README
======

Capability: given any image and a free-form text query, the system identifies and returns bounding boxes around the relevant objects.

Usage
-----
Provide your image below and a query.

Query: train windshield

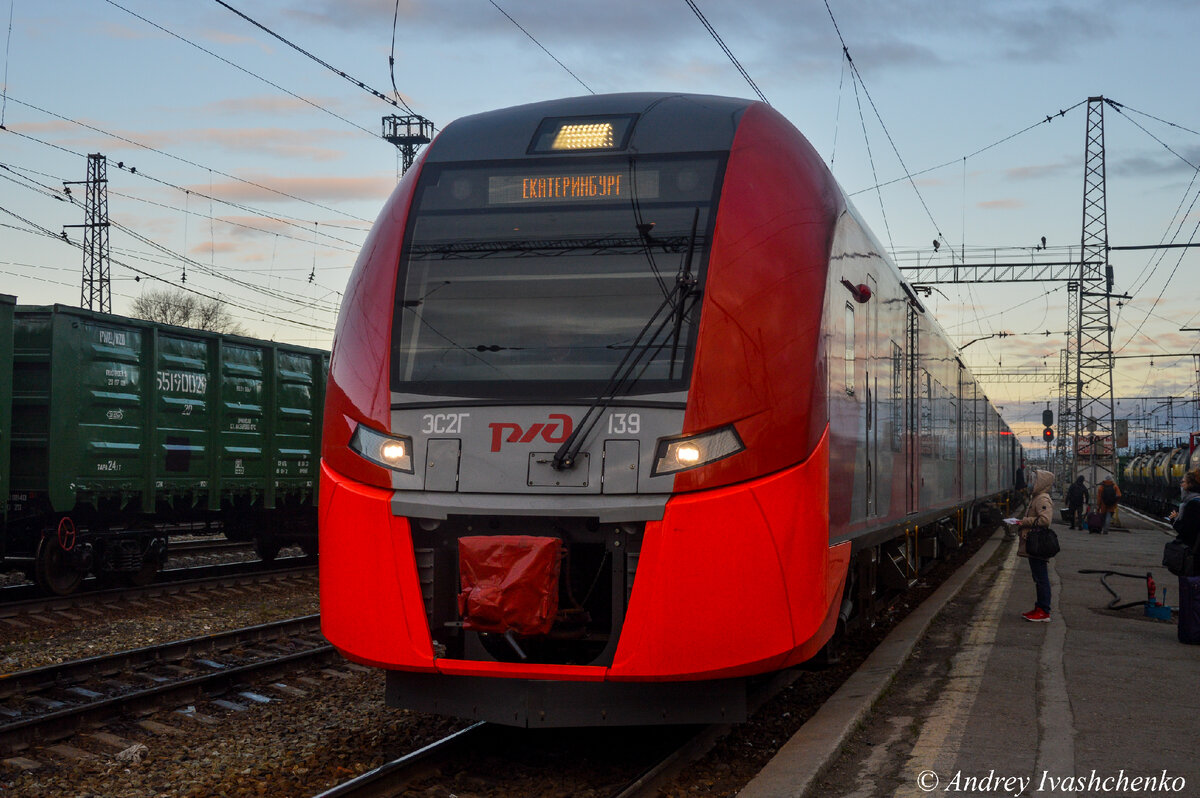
[391,155,724,398]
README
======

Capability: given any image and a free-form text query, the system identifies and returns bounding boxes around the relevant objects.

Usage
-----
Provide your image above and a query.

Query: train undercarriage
[2,493,318,595]
[386,494,1012,726]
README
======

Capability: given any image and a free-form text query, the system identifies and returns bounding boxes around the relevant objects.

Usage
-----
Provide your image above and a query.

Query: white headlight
[380,440,407,463]
[350,424,414,473]
[652,426,744,476]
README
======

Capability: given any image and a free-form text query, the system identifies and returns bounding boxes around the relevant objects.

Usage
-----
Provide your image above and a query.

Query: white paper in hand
[1003,517,1020,525]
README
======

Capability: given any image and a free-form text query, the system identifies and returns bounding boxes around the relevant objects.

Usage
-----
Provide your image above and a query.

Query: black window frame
[389,153,728,400]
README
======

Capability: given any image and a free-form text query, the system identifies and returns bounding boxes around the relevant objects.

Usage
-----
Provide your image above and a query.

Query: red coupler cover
[457,535,561,636]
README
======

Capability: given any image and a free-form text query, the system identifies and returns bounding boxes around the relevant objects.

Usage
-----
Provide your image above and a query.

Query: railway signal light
[1043,427,1055,443]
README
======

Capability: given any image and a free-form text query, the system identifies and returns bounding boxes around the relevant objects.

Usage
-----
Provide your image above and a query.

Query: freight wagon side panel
[218,342,268,503]
[153,331,212,504]
[270,348,321,508]
[49,311,147,512]
[10,310,52,504]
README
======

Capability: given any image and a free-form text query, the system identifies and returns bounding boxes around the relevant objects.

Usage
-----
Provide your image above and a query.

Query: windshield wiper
[668,209,701,380]
[552,209,702,471]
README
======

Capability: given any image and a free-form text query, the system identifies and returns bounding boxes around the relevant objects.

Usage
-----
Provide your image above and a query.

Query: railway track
[0,558,315,616]
[166,537,254,557]
[312,723,491,798]
[0,614,335,755]
[311,719,722,798]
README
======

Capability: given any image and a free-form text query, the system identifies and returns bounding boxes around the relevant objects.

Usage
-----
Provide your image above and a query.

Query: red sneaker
[1022,608,1050,622]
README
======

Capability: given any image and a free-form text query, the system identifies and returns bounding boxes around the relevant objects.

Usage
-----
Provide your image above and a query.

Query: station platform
[740,504,1199,798]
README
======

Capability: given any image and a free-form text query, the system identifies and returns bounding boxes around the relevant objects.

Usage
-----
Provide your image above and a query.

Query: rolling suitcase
[1179,576,1200,645]
[1086,511,1105,534]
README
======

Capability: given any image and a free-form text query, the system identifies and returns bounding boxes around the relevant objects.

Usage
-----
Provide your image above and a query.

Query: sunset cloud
[978,198,1025,210]
[195,174,395,203]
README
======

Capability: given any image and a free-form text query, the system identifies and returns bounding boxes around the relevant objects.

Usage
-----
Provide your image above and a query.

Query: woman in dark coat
[1169,469,1200,644]
[1169,469,1200,549]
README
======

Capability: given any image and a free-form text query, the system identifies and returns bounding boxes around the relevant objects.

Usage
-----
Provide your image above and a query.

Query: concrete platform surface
[740,505,1198,798]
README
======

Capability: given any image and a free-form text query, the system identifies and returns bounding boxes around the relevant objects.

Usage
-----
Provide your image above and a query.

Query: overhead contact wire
[2,116,371,237]
[683,0,768,104]
[487,0,594,94]
[211,0,428,119]
[104,0,378,139]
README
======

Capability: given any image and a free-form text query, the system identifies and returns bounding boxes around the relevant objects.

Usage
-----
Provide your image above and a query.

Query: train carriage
[320,93,1020,726]
[1,303,326,594]
[1122,438,1200,516]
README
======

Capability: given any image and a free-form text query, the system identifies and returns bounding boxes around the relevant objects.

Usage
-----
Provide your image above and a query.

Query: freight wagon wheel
[34,535,85,596]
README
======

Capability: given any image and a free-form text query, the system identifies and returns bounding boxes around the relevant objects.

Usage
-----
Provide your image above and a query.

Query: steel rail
[0,614,333,754]
[0,559,315,615]
[311,722,492,798]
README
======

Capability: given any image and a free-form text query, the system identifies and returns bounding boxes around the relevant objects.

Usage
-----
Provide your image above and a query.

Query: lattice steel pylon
[76,153,111,313]
[1056,97,1117,486]
[1054,348,1073,480]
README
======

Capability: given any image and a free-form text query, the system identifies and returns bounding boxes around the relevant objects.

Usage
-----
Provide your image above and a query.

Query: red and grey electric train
[320,93,1020,726]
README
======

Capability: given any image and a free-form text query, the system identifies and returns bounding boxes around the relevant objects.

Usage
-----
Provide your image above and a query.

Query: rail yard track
[0,614,335,755]
[0,559,315,618]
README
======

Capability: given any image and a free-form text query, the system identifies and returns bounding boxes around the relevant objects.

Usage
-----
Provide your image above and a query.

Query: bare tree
[130,288,247,335]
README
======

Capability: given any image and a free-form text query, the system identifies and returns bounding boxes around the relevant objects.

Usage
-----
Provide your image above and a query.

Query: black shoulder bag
[1163,540,1195,577]
[1026,523,1060,559]
[1163,498,1200,577]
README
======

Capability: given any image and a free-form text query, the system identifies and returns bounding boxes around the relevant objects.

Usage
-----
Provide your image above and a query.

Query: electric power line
[847,102,1084,198]
[103,0,378,140]
[211,0,427,119]
[683,0,768,104]
[1,97,374,226]
[2,116,372,238]
[3,200,335,333]
[3,157,363,256]
[488,0,594,95]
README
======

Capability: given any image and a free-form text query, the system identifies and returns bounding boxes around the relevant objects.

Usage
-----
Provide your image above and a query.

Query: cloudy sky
[2,0,1199,447]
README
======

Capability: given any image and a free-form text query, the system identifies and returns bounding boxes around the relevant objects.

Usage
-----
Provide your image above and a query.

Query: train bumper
[319,429,847,681]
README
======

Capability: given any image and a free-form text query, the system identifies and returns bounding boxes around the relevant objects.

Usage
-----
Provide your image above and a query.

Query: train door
[890,340,902,500]
[866,274,879,518]
[983,405,991,493]
[964,379,976,499]
[905,301,920,514]
[844,300,863,521]
[956,364,965,499]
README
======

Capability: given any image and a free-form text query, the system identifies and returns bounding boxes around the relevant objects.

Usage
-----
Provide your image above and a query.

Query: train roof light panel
[554,123,614,150]
[530,115,637,153]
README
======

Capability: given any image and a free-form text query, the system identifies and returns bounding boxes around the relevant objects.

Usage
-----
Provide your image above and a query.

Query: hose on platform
[1078,569,1153,610]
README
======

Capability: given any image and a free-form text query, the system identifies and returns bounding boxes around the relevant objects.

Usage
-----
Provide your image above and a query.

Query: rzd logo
[488,414,573,452]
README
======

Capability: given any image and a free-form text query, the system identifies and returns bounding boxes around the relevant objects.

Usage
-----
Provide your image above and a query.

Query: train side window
[845,302,855,395]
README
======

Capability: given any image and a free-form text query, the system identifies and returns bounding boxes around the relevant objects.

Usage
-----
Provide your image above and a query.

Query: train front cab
[319,95,857,726]
[319,93,1016,727]
[320,441,842,726]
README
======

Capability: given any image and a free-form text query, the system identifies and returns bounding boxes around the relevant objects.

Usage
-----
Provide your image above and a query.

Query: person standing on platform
[1168,468,1200,550]
[1065,475,1089,530]
[1017,469,1056,622]
[1168,469,1200,644]
[1098,477,1120,534]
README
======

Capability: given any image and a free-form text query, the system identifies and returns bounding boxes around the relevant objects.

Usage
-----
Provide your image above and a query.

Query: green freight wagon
[2,303,328,594]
